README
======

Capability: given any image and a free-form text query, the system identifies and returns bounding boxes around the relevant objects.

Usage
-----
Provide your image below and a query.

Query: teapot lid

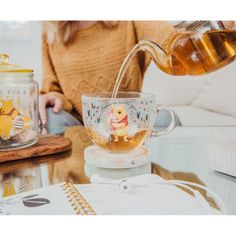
[0,53,33,73]
[174,21,225,31]
[174,21,205,31]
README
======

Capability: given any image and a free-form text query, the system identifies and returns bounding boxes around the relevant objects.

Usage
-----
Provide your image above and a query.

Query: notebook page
[76,174,218,215]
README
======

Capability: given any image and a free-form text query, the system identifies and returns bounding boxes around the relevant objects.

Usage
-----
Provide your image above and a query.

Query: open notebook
[0,174,220,215]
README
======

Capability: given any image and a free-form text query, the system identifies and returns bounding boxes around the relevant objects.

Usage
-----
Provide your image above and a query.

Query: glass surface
[0,126,236,214]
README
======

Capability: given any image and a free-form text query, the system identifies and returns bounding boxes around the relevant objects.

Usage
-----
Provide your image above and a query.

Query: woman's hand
[39,94,63,125]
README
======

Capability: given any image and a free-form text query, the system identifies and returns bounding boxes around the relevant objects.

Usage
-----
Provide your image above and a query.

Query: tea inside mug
[86,128,150,152]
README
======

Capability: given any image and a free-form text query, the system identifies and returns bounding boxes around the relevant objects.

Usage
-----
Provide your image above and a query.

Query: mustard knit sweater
[40,21,174,121]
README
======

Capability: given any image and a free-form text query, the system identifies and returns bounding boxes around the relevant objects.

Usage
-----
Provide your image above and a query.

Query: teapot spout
[112,40,174,98]
[137,40,171,74]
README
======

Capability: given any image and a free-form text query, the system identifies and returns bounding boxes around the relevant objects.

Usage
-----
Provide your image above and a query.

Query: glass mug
[82,92,176,153]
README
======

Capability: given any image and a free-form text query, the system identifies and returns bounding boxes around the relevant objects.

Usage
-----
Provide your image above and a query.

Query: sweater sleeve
[133,21,175,72]
[40,34,73,112]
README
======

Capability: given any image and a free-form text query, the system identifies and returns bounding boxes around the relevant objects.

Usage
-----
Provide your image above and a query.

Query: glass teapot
[117,21,236,82]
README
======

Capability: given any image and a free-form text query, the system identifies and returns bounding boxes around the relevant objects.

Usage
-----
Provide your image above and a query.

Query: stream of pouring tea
[111,44,141,98]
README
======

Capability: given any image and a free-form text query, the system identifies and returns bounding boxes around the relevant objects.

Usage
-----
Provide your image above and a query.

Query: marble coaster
[84,145,150,169]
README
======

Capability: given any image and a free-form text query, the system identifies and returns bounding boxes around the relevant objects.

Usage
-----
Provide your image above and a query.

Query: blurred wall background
[0,21,42,83]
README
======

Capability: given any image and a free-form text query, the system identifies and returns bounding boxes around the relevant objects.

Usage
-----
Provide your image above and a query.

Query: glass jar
[0,54,38,151]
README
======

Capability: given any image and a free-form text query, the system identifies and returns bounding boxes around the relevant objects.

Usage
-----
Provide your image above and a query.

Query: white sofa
[143,62,236,126]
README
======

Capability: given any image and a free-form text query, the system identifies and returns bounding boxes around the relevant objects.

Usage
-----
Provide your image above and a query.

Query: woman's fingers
[39,95,48,125]
[39,94,62,125]
[52,97,63,113]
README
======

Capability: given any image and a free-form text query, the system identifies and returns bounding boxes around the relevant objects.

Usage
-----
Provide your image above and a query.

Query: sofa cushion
[143,62,207,106]
[191,62,236,118]
[171,106,236,126]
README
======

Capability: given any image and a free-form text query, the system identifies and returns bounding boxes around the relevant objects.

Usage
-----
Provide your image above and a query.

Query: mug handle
[151,105,176,137]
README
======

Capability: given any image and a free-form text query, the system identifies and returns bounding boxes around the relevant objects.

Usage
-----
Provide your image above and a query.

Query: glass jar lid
[0,53,33,73]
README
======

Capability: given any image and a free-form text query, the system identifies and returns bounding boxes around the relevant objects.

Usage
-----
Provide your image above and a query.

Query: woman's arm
[40,33,73,112]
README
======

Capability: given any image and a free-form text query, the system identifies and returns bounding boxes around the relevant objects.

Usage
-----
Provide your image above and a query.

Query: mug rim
[82,91,156,100]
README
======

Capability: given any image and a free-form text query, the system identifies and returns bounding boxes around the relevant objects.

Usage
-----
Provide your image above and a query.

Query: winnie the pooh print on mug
[107,104,129,140]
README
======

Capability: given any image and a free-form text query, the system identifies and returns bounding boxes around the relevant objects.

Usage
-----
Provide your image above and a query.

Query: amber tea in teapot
[112,21,236,98]
[165,29,236,75]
